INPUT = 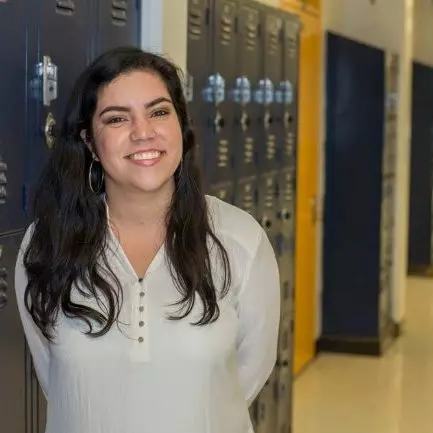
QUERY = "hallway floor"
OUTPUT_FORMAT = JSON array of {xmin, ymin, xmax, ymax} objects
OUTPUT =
[{"xmin": 293, "ymin": 277, "xmax": 433, "ymax": 433}]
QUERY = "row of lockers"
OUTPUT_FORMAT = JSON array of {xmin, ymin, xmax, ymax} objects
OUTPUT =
[
  {"xmin": 185, "ymin": 1, "xmax": 301, "ymax": 432},
  {"xmin": 0, "ymin": 1, "xmax": 141, "ymax": 432},
  {"xmin": 320, "ymin": 32, "xmax": 397, "ymax": 356}
]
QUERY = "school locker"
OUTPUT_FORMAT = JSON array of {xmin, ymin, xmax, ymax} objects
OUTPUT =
[
  {"xmin": 205, "ymin": 0, "xmax": 238, "ymax": 187},
  {"xmin": 25, "ymin": 0, "xmax": 92, "ymax": 220},
  {"xmin": 281, "ymin": 16, "xmax": 299, "ymax": 168},
  {"xmin": 94, "ymin": 0, "xmax": 140, "ymax": 57},
  {"xmin": 0, "ymin": 0, "xmax": 28, "ymax": 234},
  {"xmin": 0, "ymin": 232, "xmax": 27, "ymax": 432},
  {"xmin": 257, "ymin": 7, "xmax": 284, "ymax": 174},
  {"xmin": 186, "ymin": 0, "xmax": 212, "ymax": 177},
  {"xmin": 256, "ymin": 368, "xmax": 277, "ymax": 433},
  {"xmin": 233, "ymin": 3, "xmax": 261, "ymax": 179}
]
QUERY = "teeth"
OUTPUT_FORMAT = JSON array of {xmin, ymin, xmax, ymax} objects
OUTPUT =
[{"xmin": 130, "ymin": 151, "xmax": 161, "ymax": 161}]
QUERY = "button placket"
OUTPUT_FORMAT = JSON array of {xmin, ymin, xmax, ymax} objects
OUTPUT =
[{"xmin": 130, "ymin": 279, "xmax": 150, "ymax": 362}]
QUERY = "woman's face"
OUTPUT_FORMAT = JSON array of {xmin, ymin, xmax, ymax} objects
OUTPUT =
[{"xmin": 87, "ymin": 70, "xmax": 183, "ymax": 197}]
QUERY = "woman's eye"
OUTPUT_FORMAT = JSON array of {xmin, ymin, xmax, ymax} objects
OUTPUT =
[
  {"xmin": 106, "ymin": 117, "xmax": 126, "ymax": 124},
  {"xmin": 151, "ymin": 109, "xmax": 170, "ymax": 118}
]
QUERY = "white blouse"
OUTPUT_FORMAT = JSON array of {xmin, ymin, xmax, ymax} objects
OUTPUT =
[{"xmin": 14, "ymin": 195, "xmax": 281, "ymax": 433}]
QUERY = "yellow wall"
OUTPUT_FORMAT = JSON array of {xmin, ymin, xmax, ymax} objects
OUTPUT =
[{"xmin": 281, "ymin": 0, "xmax": 322, "ymax": 375}]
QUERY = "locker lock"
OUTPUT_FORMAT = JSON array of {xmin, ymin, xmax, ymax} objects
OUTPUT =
[
  {"xmin": 278, "ymin": 209, "xmax": 291, "ymax": 221},
  {"xmin": 44, "ymin": 113, "xmax": 57, "ymax": 149},
  {"xmin": 264, "ymin": 111, "xmax": 273, "ymax": 129},
  {"xmin": 261, "ymin": 217, "xmax": 272, "ymax": 229},
  {"xmin": 0, "ymin": 267, "xmax": 7, "ymax": 311},
  {"xmin": 213, "ymin": 112, "xmax": 225, "ymax": 132},
  {"xmin": 240, "ymin": 112, "xmax": 251, "ymax": 132},
  {"xmin": 284, "ymin": 112, "xmax": 294, "ymax": 128}
]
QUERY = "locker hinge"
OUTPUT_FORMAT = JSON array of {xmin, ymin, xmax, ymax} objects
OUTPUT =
[{"xmin": 234, "ymin": 15, "xmax": 239, "ymax": 33}]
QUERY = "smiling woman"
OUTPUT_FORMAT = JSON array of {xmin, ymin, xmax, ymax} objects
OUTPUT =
[{"xmin": 14, "ymin": 47, "xmax": 280, "ymax": 433}]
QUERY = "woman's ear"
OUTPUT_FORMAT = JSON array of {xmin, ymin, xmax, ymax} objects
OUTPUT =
[{"xmin": 80, "ymin": 129, "xmax": 99, "ymax": 161}]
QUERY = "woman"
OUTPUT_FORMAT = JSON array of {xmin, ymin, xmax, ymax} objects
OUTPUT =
[{"xmin": 15, "ymin": 47, "xmax": 280, "ymax": 433}]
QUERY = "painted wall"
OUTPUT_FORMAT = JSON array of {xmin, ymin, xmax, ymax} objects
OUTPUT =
[{"xmin": 414, "ymin": 0, "xmax": 433, "ymax": 65}]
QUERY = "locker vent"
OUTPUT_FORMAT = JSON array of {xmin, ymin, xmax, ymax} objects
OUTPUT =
[
  {"xmin": 220, "ymin": 15, "xmax": 234, "ymax": 46},
  {"xmin": 265, "ymin": 177, "xmax": 276, "ymax": 209},
  {"xmin": 246, "ymin": 23, "xmax": 258, "ymax": 51},
  {"xmin": 56, "ymin": 0, "xmax": 75, "ymax": 15},
  {"xmin": 267, "ymin": 17, "xmax": 282, "ymax": 56},
  {"xmin": 112, "ymin": 0, "xmax": 127, "ymax": 26},
  {"xmin": 188, "ymin": 8, "xmax": 202, "ymax": 40}
]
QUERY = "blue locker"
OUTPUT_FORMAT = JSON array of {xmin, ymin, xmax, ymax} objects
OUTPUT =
[
  {"xmin": 0, "ymin": 0, "xmax": 28, "ymax": 234},
  {"xmin": 257, "ymin": 170, "xmax": 279, "ymax": 252},
  {"xmin": 204, "ymin": 0, "xmax": 238, "ymax": 187},
  {"xmin": 257, "ymin": 7, "xmax": 284, "ymax": 173},
  {"xmin": 0, "ymin": 232, "xmax": 27, "ymax": 433},
  {"xmin": 281, "ymin": 15, "xmax": 299, "ymax": 168},
  {"xmin": 94, "ymin": 0, "xmax": 140, "ymax": 56},
  {"xmin": 233, "ymin": 3, "xmax": 261, "ymax": 179},
  {"xmin": 408, "ymin": 62, "xmax": 433, "ymax": 271},
  {"xmin": 25, "ymin": 1, "xmax": 92, "ymax": 220},
  {"xmin": 322, "ymin": 32, "xmax": 387, "ymax": 353},
  {"xmin": 187, "ymin": 0, "xmax": 212, "ymax": 176}
]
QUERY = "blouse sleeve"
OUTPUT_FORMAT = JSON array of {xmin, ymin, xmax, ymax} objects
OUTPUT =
[
  {"xmin": 235, "ymin": 228, "xmax": 281, "ymax": 406},
  {"xmin": 14, "ymin": 225, "xmax": 50, "ymax": 397}
]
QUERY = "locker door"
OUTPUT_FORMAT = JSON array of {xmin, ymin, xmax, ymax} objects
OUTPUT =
[
  {"xmin": 258, "ymin": 9, "xmax": 283, "ymax": 173},
  {"xmin": 256, "ymin": 368, "xmax": 277, "ymax": 433},
  {"xmin": 233, "ymin": 3, "xmax": 261, "ymax": 179},
  {"xmin": 25, "ymin": 0, "xmax": 92, "ymax": 218},
  {"xmin": 281, "ymin": 15, "xmax": 300, "ymax": 168},
  {"xmin": 0, "ymin": 1, "xmax": 27, "ymax": 233},
  {"xmin": 95, "ymin": 0, "xmax": 140, "ymax": 57},
  {"xmin": 0, "ymin": 232, "xmax": 26, "ymax": 432},
  {"xmin": 187, "ymin": 0, "xmax": 212, "ymax": 175},
  {"xmin": 206, "ymin": 0, "xmax": 237, "ymax": 186},
  {"xmin": 258, "ymin": 171, "xmax": 279, "ymax": 252}
]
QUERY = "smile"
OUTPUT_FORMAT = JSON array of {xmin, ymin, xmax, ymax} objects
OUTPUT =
[{"xmin": 127, "ymin": 151, "xmax": 163, "ymax": 160}]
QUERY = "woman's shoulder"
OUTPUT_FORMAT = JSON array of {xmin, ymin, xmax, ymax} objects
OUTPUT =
[{"xmin": 205, "ymin": 194, "xmax": 265, "ymax": 257}]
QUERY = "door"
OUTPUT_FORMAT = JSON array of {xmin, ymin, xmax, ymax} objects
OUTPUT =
[
  {"xmin": 95, "ymin": 0, "xmax": 140, "ymax": 57},
  {"xmin": 0, "ymin": 0, "xmax": 28, "ymax": 234},
  {"xmin": 0, "ymin": 232, "xmax": 27, "ymax": 432},
  {"xmin": 408, "ymin": 62, "xmax": 433, "ymax": 269},
  {"xmin": 25, "ymin": 0, "xmax": 92, "ymax": 219}
]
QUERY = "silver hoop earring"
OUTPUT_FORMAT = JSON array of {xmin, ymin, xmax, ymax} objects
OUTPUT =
[{"xmin": 88, "ymin": 159, "xmax": 104, "ymax": 194}]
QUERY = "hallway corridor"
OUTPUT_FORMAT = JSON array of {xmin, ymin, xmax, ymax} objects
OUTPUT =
[{"xmin": 293, "ymin": 277, "xmax": 433, "ymax": 433}]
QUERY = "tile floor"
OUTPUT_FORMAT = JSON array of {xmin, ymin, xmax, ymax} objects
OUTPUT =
[{"xmin": 293, "ymin": 277, "xmax": 433, "ymax": 433}]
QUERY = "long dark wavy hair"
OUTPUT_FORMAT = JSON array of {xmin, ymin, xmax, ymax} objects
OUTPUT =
[{"xmin": 23, "ymin": 47, "xmax": 231, "ymax": 341}]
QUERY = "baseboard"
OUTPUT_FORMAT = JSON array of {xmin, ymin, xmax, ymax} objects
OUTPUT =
[
  {"xmin": 316, "ymin": 336, "xmax": 382, "ymax": 356},
  {"xmin": 408, "ymin": 264, "xmax": 433, "ymax": 277}
]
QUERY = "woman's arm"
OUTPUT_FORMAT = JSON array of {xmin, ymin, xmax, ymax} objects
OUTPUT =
[
  {"xmin": 14, "ymin": 225, "xmax": 50, "ymax": 397},
  {"xmin": 236, "ymin": 228, "xmax": 281, "ymax": 406}
]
